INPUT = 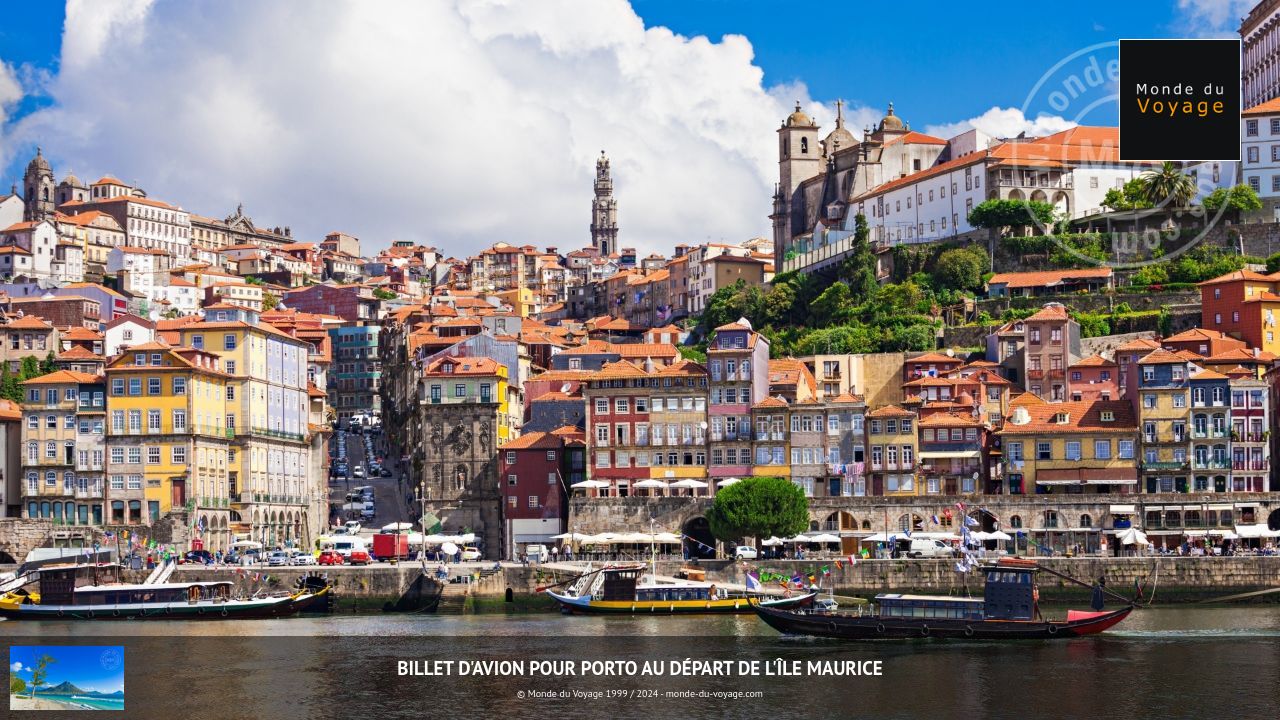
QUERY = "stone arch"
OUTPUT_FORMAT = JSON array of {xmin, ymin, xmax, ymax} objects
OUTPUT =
[
  {"xmin": 1030, "ymin": 189, "xmax": 1048, "ymax": 204},
  {"xmin": 1052, "ymin": 191, "xmax": 1069, "ymax": 215},
  {"xmin": 823, "ymin": 511, "xmax": 854, "ymax": 532},
  {"xmin": 1009, "ymin": 515, "xmax": 1023, "ymax": 529},
  {"xmin": 0, "ymin": 550, "xmax": 15, "ymax": 564},
  {"xmin": 1007, "ymin": 189, "xmax": 1025, "ymax": 201},
  {"xmin": 1269, "ymin": 508, "xmax": 1280, "ymax": 531},
  {"xmin": 896, "ymin": 514, "xmax": 924, "ymax": 532},
  {"xmin": 681, "ymin": 516, "xmax": 716, "ymax": 559},
  {"xmin": 861, "ymin": 520, "xmax": 871, "ymax": 530},
  {"xmin": 1080, "ymin": 513, "xmax": 1093, "ymax": 529}
]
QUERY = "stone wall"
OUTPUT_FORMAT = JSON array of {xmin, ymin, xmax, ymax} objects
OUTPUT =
[
  {"xmin": 568, "ymin": 497, "xmax": 712, "ymax": 536},
  {"xmin": 0, "ymin": 518, "xmax": 54, "ymax": 562}
]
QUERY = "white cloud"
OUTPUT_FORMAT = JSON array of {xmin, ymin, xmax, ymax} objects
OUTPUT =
[
  {"xmin": 923, "ymin": 107, "xmax": 1076, "ymax": 142},
  {"xmin": 4, "ymin": 0, "xmax": 839, "ymax": 257},
  {"xmin": 9, "ymin": 661, "xmax": 22, "ymax": 672},
  {"xmin": 1174, "ymin": 0, "xmax": 1255, "ymax": 38}
]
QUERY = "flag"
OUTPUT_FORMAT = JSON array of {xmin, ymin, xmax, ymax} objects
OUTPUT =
[
  {"xmin": 834, "ymin": 560, "xmax": 842, "ymax": 570},
  {"xmin": 965, "ymin": 515, "xmax": 979, "ymax": 527},
  {"xmin": 931, "ymin": 514, "xmax": 941, "ymax": 525},
  {"xmin": 745, "ymin": 572, "xmax": 762, "ymax": 591},
  {"xmin": 791, "ymin": 574, "xmax": 804, "ymax": 586},
  {"xmin": 807, "ymin": 574, "xmax": 816, "ymax": 584},
  {"xmin": 848, "ymin": 554, "xmax": 857, "ymax": 566},
  {"xmin": 955, "ymin": 502, "xmax": 965, "ymax": 511},
  {"xmin": 103, "ymin": 530, "xmax": 114, "ymax": 538},
  {"xmin": 821, "ymin": 567, "xmax": 830, "ymax": 576},
  {"xmin": 955, "ymin": 562, "xmax": 968, "ymax": 573}
]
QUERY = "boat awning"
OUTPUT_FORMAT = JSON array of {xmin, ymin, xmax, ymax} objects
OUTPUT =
[
  {"xmin": 918, "ymin": 450, "xmax": 981, "ymax": 459},
  {"xmin": 1109, "ymin": 504, "xmax": 1136, "ymax": 513}
]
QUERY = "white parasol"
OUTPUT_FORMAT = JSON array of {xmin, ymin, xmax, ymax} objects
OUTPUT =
[{"xmin": 440, "ymin": 542, "xmax": 459, "ymax": 555}]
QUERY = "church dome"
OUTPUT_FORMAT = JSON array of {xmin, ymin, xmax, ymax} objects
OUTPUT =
[
  {"xmin": 61, "ymin": 172, "xmax": 85, "ymax": 188},
  {"xmin": 785, "ymin": 102, "xmax": 813, "ymax": 127},
  {"xmin": 26, "ymin": 148, "xmax": 51, "ymax": 175},
  {"xmin": 879, "ymin": 102, "xmax": 904, "ymax": 131}
]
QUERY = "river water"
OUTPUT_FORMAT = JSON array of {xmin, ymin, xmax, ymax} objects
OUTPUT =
[{"xmin": 5, "ymin": 606, "xmax": 1279, "ymax": 718}]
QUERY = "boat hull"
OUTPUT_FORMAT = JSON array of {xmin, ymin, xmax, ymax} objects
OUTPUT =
[
  {"xmin": 0, "ymin": 595, "xmax": 308, "ymax": 620},
  {"xmin": 548, "ymin": 590, "xmax": 816, "ymax": 615},
  {"xmin": 753, "ymin": 604, "xmax": 1132, "ymax": 640}
]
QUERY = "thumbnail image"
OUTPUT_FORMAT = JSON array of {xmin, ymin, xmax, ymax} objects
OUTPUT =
[{"xmin": 9, "ymin": 646, "xmax": 124, "ymax": 712}]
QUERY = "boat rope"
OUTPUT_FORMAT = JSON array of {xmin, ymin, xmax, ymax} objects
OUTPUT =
[{"xmin": 1032, "ymin": 564, "xmax": 1137, "ymax": 607}]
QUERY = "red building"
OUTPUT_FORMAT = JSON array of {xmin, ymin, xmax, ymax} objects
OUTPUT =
[
  {"xmin": 499, "ymin": 426, "xmax": 584, "ymax": 560},
  {"xmin": 1067, "ymin": 355, "xmax": 1118, "ymax": 403},
  {"xmin": 902, "ymin": 351, "xmax": 964, "ymax": 383},
  {"xmin": 583, "ymin": 360, "xmax": 651, "ymax": 496}
]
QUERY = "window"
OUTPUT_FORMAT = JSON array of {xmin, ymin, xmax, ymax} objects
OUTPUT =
[
  {"xmin": 225, "ymin": 360, "xmax": 236, "ymax": 375},
  {"xmin": 148, "ymin": 377, "xmax": 161, "ymax": 395},
  {"xmin": 173, "ymin": 410, "xmax": 186, "ymax": 431},
  {"xmin": 1248, "ymin": 119, "xmax": 1259, "ymax": 136},
  {"xmin": 226, "ymin": 385, "xmax": 235, "ymax": 401},
  {"xmin": 1094, "ymin": 440, "xmax": 1111, "ymax": 459},
  {"xmin": 594, "ymin": 399, "xmax": 608, "ymax": 415},
  {"xmin": 595, "ymin": 451, "xmax": 610, "ymax": 468},
  {"xmin": 148, "ymin": 410, "xmax": 161, "ymax": 432},
  {"xmin": 172, "ymin": 446, "xmax": 186, "ymax": 464},
  {"xmin": 1036, "ymin": 442, "xmax": 1051, "ymax": 460},
  {"xmin": 615, "ymin": 398, "xmax": 629, "ymax": 414},
  {"xmin": 223, "ymin": 334, "xmax": 237, "ymax": 350},
  {"xmin": 172, "ymin": 377, "xmax": 187, "ymax": 395},
  {"xmin": 1248, "ymin": 146, "xmax": 1260, "ymax": 163},
  {"xmin": 1249, "ymin": 176, "xmax": 1260, "ymax": 192},
  {"xmin": 128, "ymin": 447, "xmax": 141, "ymax": 464},
  {"xmin": 128, "ymin": 410, "xmax": 141, "ymax": 432},
  {"xmin": 635, "ymin": 397, "xmax": 648, "ymax": 412},
  {"xmin": 454, "ymin": 384, "xmax": 465, "ymax": 398},
  {"xmin": 147, "ymin": 447, "xmax": 161, "ymax": 464},
  {"xmin": 128, "ymin": 378, "xmax": 141, "ymax": 395}
]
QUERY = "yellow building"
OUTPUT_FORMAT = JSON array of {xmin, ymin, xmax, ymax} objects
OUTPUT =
[
  {"xmin": 647, "ymin": 360, "xmax": 709, "ymax": 482},
  {"xmin": 178, "ymin": 306, "xmax": 317, "ymax": 547},
  {"xmin": 866, "ymin": 405, "xmax": 918, "ymax": 496},
  {"xmin": 496, "ymin": 287, "xmax": 537, "ymax": 318},
  {"xmin": 105, "ymin": 342, "xmax": 231, "ymax": 550},
  {"xmin": 750, "ymin": 396, "xmax": 790, "ymax": 478},
  {"xmin": 999, "ymin": 396, "xmax": 1139, "ymax": 496}
]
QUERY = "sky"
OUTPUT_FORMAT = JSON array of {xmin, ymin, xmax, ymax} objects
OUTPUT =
[
  {"xmin": 9, "ymin": 645, "xmax": 125, "ymax": 694},
  {"xmin": 0, "ymin": 0, "xmax": 1258, "ymax": 257}
]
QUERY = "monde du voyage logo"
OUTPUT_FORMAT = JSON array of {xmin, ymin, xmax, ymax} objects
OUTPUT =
[{"xmin": 1119, "ymin": 39, "xmax": 1239, "ymax": 162}]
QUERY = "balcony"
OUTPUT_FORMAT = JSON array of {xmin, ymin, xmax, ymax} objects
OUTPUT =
[
  {"xmin": 1026, "ymin": 369, "xmax": 1045, "ymax": 380},
  {"xmin": 1232, "ymin": 460, "xmax": 1269, "ymax": 471},
  {"xmin": 1143, "ymin": 461, "xmax": 1188, "ymax": 471},
  {"xmin": 1192, "ymin": 459, "xmax": 1231, "ymax": 470}
]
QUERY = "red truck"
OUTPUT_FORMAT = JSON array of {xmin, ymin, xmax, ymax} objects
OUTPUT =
[{"xmin": 372, "ymin": 533, "xmax": 410, "ymax": 561}]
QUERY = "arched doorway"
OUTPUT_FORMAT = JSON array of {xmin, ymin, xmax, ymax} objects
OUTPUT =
[
  {"xmin": 0, "ymin": 551, "xmax": 15, "ymax": 564},
  {"xmin": 1268, "ymin": 509, "xmax": 1280, "ymax": 531},
  {"xmin": 682, "ymin": 517, "xmax": 716, "ymax": 560}
]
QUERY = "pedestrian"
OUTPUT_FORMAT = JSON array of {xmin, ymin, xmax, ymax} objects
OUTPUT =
[{"xmin": 551, "ymin": 545, "xmax": 559, "ymax": 562}]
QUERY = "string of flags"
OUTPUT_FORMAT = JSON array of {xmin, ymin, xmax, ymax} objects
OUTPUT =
[{"xmin": 743, "ymin": 553, "xmax": 863, "ymax": 589}]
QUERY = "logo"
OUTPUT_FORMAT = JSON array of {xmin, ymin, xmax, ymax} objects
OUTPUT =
[
  {"xmin": 100, "ymin": 648, "xmax": 122, "ymax": 671},
  {"xmin": 1013, "ymin": 41, "xmax": 1235, "ymax": 269}
]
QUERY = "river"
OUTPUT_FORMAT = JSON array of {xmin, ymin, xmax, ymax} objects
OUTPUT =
[{"xmin": 4, "ymin": 606, "xmax": 1278, "ymax": 718}]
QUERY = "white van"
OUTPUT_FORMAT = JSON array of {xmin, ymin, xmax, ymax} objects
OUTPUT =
[
  {"xmin": 896, "ymin": 538, "xmax": 957, "ymax": 559},
  {"xmin": 333, "ymin": 537, "xmax": 370, "ymax": 559}
]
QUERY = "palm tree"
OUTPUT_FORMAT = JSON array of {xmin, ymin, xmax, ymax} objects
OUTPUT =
[{"xmin": 1139, "ymin": 161, "xmax": 1196, "ymax": 227}]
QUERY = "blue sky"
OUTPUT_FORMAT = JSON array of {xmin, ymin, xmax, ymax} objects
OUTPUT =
[
  {"xmin": 0, "ymin": 1, "xmax": 1249, "ymax": 254},
  {"xmin": 9, "ymin": 646, "xmax": 125, "ymax": 694}
]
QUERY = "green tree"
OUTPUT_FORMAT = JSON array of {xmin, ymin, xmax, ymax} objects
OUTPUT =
[
  {"xmin": 29, "ymin": 653, "xmax": 54, "ymax": 699},
  {"xmin": 0, "ymin": 364, "xmax": 19, "ymax": 404},
  {"xmin": 372, "ymin": 288, "xmax": 398, "ymax": 301},
  {"xmin": 967, "ymin": 198, "xmax": 1056, "ymax": 235},
  {"xmin": 1101, "ymin": 178, "xmax": 1154, "ymax": 211},
  {"xmin": 839, "ymin": 214, "xmax": 879, "ymax": 303},
  {"xmin": 677, "ymin": 345, "xmax": 706, "ymax": 363},
  {"xmin": 808, "ymin": 282, "xmax": 855, "ymax": 325},
  {"xmin": 262, "ymin": 292, "xmax": 281, "ymax": 311},
  {"xmin": 932, "ymin": 247, "xmax": 984, "ymax": 292},
  {"xmin": 1130, "ymin": 264, "xmax": 1168, "ymax": 286},
  {"xmin": 1267, "ymin": 251, "xmax": 1280, "ymax": 274},
  {"xmin": 10, "ymin": 672, "xmax": 25, "ymax": 695},
  {"xmin": 1203, "ymin": 183, "xmax": 1263, "ymax": 219},
  {"xmin": 705, "ymin": 476, "xmax": 808, "ymax": 548},
  {"xmin": 40, "ymin": 350, "xmax": 55, "ymax": 375},
  {"xmin": 19, "ymin": 355, "xmax": 41, "ymax": 381},
  {"xmin": 1140, "ymin": 161, "xmax": 1196, "ymax": 225},
  {"xmin": 887, "ymin": 323, "xmax": 938, "ymax": 351}
]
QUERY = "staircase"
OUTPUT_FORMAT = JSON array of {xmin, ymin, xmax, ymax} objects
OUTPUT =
[{"xmin": 435, "ymin": 582, "xmax": 472, "ymax": 614}]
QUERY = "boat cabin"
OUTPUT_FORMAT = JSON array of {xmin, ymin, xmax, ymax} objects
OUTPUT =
[
  {"xmin": 36, "ymin": 564, "xmax": 123, "ymax": 604},
  {"xmin": 74, "ymin": 582, "xmax": 233, "ymax": 605},
  {"xmin": 876, "ymin": 594, "xmax": 984, "ymax": 620},
  {"xmin": 982, "ymin": 564, "xmax": 1036, "ymax": 620}
]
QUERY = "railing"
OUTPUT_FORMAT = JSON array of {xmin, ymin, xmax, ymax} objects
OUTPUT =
[
  {"xmin": 1192, "ymin": 459, "xmax": 1231, "ymax": 470},
  {"xmin": 1026, "ymin": 369, "xmax": 1044, "ymax": 380},
  {"xmin": 1232, "ymin": 460, "xmax": 1269, "ymax": 471}
]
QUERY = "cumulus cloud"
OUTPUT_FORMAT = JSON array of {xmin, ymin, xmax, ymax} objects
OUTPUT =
[
  {"xmin": 3, "ymin": 0, "xmax": 841, "ymax": 257},
  {"xmin": 1174, "ymin": 0, "xmax": 1255, "ymax": 38},
  {"xmin": 923, "ymin": 107, "xmax": 1076, "ymax": 142},
  {"xmin": 10, "ymin": 661, "xmax": 22, "ymax": 672}
]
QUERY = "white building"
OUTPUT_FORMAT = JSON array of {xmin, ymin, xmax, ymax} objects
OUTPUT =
[
  {"xmin": 0, "ymin": 219, "xmax": 58, "ymax": 281},
  {"xmin": 152, "ymin": 276, "xmax": 200, "ymax": 316},
  {"xmin": 1243, "ymin": 0, "xmax": 1280, "ymax": 110},
  {"xmin": 0, "ymin": 191, "xmax": 22, "ymax": 229},
  {"xmin": 1242, "ymin": 98, "xmax": 1280, "ymax": 221},
  {"xmin": 106, "ymin": 247, "xmax": 170, "ymax": 305},
  {"xmin": 103, "ymin": 314, "xmax": 155, "ymax": 357}
]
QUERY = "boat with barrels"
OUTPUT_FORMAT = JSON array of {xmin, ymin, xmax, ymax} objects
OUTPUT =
[
  {"xmin": 546, "ymin": 563, "xmax": 816, "ymax": 614},
  {"xmin": 0, "ymin": 558, "xmax": 334, "ymax": 621},
  {"xmin": 754, "ymin": 557, "xmax": 1132, "ymax": 640}
]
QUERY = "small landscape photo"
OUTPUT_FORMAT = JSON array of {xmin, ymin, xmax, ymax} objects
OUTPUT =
[{"xmin": 9, "ymin": 646, "xmax": 124, "ymax": 712}]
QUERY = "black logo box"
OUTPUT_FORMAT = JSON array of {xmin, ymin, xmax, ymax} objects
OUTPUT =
[{"xmin": 1119, "ymin": 38, "xmax": 1240, "ymax": 162}]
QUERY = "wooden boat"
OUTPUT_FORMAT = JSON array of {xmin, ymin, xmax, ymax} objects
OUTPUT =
[
  {"xmin": 0, "ymin": 561, "xmax": 333, "ymax": 621},
  {"xmin": 546, "ymin": 564, "xmax": 816, "ymax": 615},
  {"xmin": 753, "ymin": 557, "xmax": 1133, "ymax": 640}
]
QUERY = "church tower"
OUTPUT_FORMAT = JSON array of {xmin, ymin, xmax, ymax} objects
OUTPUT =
[
  {"xmin": 774, "ymin": 102, "xmax": 821, "ymax": 269},
  {"xmin": 22, "ymin": 147, "xmax": 55, "ymax": 223},
  {"xmin": 590, "ymin": 150, "xmax": 618, "ymax": 256}
]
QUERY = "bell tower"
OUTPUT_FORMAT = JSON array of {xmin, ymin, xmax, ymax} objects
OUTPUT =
[
  {"xmin": 22, "ymin": 147, "xmax": 55, "ymax": 223},
  {"xmin": 775, "ymin": 102, "xmax": 821, "ymax": 269},
  {"xmin": 590, "ymin": 151, "xmax": 618, "ymax": 256}
]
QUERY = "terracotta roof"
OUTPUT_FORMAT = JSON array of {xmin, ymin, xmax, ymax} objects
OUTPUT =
[
  {"xmin": 907, "ymin": 352, "xmax": 964, "ymax": 365},
  {"xmin": 1197, "ymin": 269, "xmax": 1274, "ymax": 286},
  {"xmin": 0, "ymin": 398, "xmax": 21, "ymax": 421},
  {"xmin": 1205, "ymin": 348, "xmax": 1278, "ymax": 363},
  {"xmin": 1024, "ymin": 304, "xmax": 1071, "ymax": 322},
  {"xmin": 501, "ymin": 430, "xmax": 567, "ymax": 451},
  {"xmin": 999, "ymin": 399, "xmax": 1136, "ymax": 434},
  {"xmin": 423, "ymin": 356, "xmax": 501, "ymax": 376},
  {"xmin": 22, "ymin": 370, "xmax": 100, "ymax": 385},
  {"xmin": 56, "ymin": 346, "xmax": 102, "ymax": 361},
  {"xmin": 904, "ymin": 375, "xmax": 958, "ymax": 388},
  {"xmin": 62, "ymin": 326, "xmax": 104, "ymax": 340},
  {"xmin": 1070, "ymin": 354, "xmax": 1116, "ymax": 368},
  {"xmin": 1243, "ymin": 97, "xmax": 1280, "ymax": 116},
  {"xmin": 589, "ymin": 360, "xmax": 648, "ymax": 381},
  {"xmin": 1116, "ymin": 337, "xmax": 1161, "ymax": 352},
  {"xmin": 828, "ymin": 392, "xmax": 865, "ymax": 404},
  {"xmin": 987, "ymin": 267, "xmax": 1112, "ymax": 289},
  {"xmin": 654, "ymin": 359, "xmax": 706, "ymax": 376},
  {"xmin": 867, "ymin": 404, "xmax": 914, "ymax": 418},
  {"xmin": 1136, "ymin": 348, "xmax": 1187, "ymax": 365},
  {"xmin": 753, "ymin": 396, "xmax": 789, "ymax": 409},
  {"xmin": 1190, "ymin": 369, "xmax": 1229, "ymax": 381},
  {"xmin": 1164, "ymin": 328, "xmax": 1235, "ymax": 342},
  {"xmin": 5, "ymin": 316, "xmax": 52, "ymax": 329},
  {"xmin": 918, "ymin": 411, "xmax": 980, "ymax": 428},
  {"xmin": 882, "ymin": 130, "xmax": 948, "ymax": 147}
]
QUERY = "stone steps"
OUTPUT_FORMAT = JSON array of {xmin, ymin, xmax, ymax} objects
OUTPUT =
[{"xmin": 435, "ymin": 581, "xmax": 472, "ymax": 614}]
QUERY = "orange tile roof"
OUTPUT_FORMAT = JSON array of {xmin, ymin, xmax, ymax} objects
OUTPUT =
[
  {"xmin": 1024, "ymin": 304, "xmax": 1071, "ymax": 322},
  {"xmin": 424, "ymin": 356, "xmax": 501, "ymax": 376},
  {"xmin": 828, "ymin": 392, "xmax": 865, "ymax": 404},
  {"xmin": 589, "ymin": 360, "xmax": 648, "ymax": 380},
  {"xmin": 882, "ymin": 130, "xmax": 948, "ymax": 147},
  {"xmin": 1164, "ymin": 328, "xmax": 1235, "ymax": 342},
  {"xmin": 1116, "ymin": 337, "xmax": 1161, "ymax": 352},
  {"xmin": 987, "ymin": 267, "xmax": 1112, "ymax": 289},
  {"xmin": 654, "ymin": 359, "xmax": 706, "ymax": 376},
  {"xmin": 1197, "ymin": 269, "xmax": 1274, "ymax": 286},
  {"xmin": 501, "ymin": 430, "xmax": 568, "ymax": 451},
  {"xmin": 1190, "ymin": 368, "xmax": 1228, "ymax": 381},
  {"xmin": 753, "ymin": 396, "xmax": 788, "ymax": 409},
  {"xmin": 22, "ymin": 370, "xmax": 100, "ymax": 385},
  {"xmin": 6, "ymin": 315, "xmax": 52, "ymax": 329},
  {"xmin": 1244, "ymin": 97, "xmax": 1280, "ymax": 116},
  {"xmin": 867, "ymin": 404, "xmax": 914, "ymax": 418},
  {"xmin": 1001, "ymin": 399, "xmax": 1136, "ymax": 433},
  {"xmin": 1070, "ymin": 354, "xmax": 1116, "ymax": 368},
  {"xmin": 1205, "ymin": 348, "xmax": 1278, "ymax": 363},
  {"xmin": 1136, "ymin": 348, "xmax": 1187, "ymax": 365},
  {"xmin": 918, "ymin": 411, "xmax": 980, "ymax": 428},
  {"xmin": 908, "ymin": 352, "xmax": 964, "ymax": 365}
]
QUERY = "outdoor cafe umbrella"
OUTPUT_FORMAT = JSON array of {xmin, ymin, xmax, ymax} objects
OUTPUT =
[
  {"xmin": 988, "ymin": 530, "xmax": 1013, "ymax": 541},
  {"xmin": 1117, "ymin": 527, "xmax": 1150, "ymax": 546},
  {"xmin": 632, "ymin": 479, "xmax": 669, "ymax": 493},
  {"xmin": 761, "ymin": 537, "xmax": 784, "ymax": 546},
  {"xmin": 440, "ymin": 542, "xmax": 459, "ymax": 556},
  {"xmin": 807, "ymin": 533, "xmax": 841, "ymax": 544},
  {"xmin": 670, "ymin": 479, "xmax": 708, "ymax": 489},
  {"xmin": 653, "ymin": 532, "xmax": 683, "ymax": 544},
  {"xmin": 571, "ymin": 479, "xmax": 610, "ymax": 489},
  {"xmin": 381, "ymin": 522, "xmax": 413, "ymax": 532},
  {"xmin": 717, "ymin": 478, "xmax": 741, "ymax": 487},
  {"xmin": 230, "ymin": 540, "xmax": 262, "ymax": 549},
  {"xmin": 787, "ymin": 534, "xmax": 812, "ymax": 543}
]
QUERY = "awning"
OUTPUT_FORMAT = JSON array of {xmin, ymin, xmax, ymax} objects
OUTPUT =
[
  {"xmin": 1183, "ymin": 530, "xmax": 1207, "ymax": 536},
  {"xmin": 918, "ymin": 450, "xmax": 981, "ymax": 459},
  {"xmin": 1235, "ymin": 502, "xmax": 1261, "ymax": 508},
  {"xmin": 1086, "ymin": 478, "xmax": 1138, "ymax": 485},
  {"xmin": 1207, "ymin": 504, "xmax": 1234, "ymax": 511},
  {"xmin": 1109, "ymin": 504, "xmax": 1136, "ymax": 513},
  {"xmin": 1035, "ymin": 479, "xmax": 1081, "ymax": 485},
  {"xmin": 1038, "ymin": 468, "xmax": 1137, "ymax": 485}
]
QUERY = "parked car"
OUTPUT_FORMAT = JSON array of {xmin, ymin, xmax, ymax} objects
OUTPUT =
[
  {"xmin": 267, "ymin": 551, "xmax": 290, "ymax": 567},
  {"xmin": 182, "ymin": 550, "xmax": 214, "ymax": 565},
  {"xmin": 291, "ymin": 553, "xmax": 316, "ymax": 566},
  {"xmin": 344, "ymin": 521, "xmax": 362, "ymax": 534},
  {"xmin": 348, "ymin": 550, "xmax": 372, "ymax": 566},
  {"xmin": 353, "ymin": 467, "xmax": 365, "ymax": 478},
  {"xmin": 318, "ymin": 550, "xmax": 344, "ymax": 566},
  {"xmin": 896, "ymin": 538, "xmax": 959, "ymax": 559},
  {"xmin": 379, "ymin": 467, "xmax": 392, "ymax": 477},
  {"xmin": 524, "ymin": 544, "xmax": 548, "ymax": 562},
  {"xmin": 461, "ymin": 546, "xmax": 482, "ymax": 561},
  {"xmin": 733, "ymin": 545, "xmax": 758, "ymax": 560}
]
